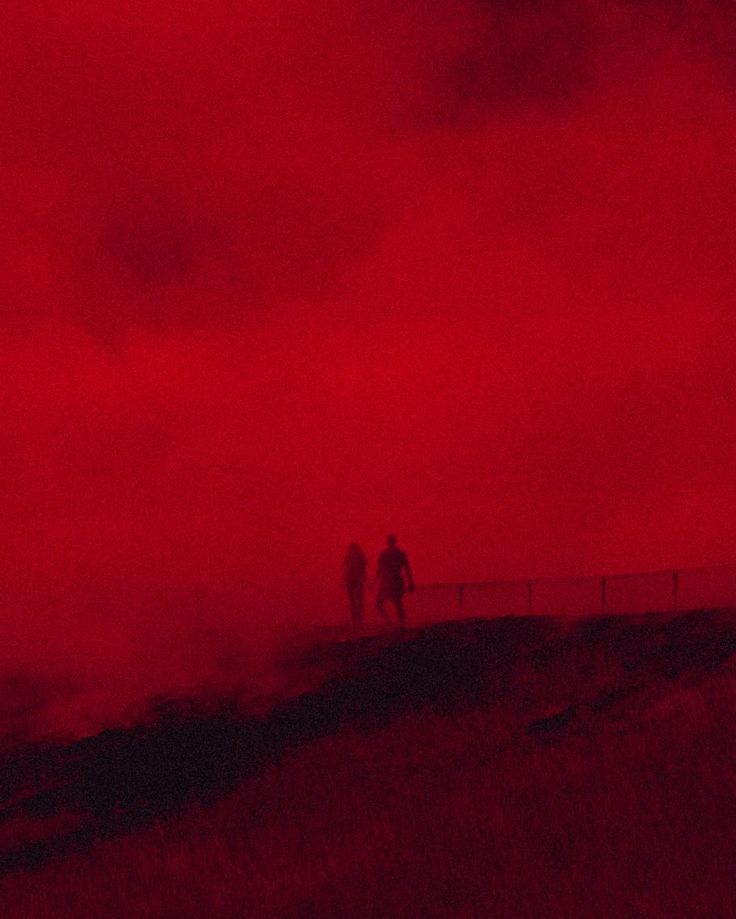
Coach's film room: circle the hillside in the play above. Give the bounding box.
[1,610,736,917]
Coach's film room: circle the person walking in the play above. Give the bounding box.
[375,534,415,629]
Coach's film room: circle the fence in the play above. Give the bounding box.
[413,564,736,621]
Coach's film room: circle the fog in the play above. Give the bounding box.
[2,0,736,734]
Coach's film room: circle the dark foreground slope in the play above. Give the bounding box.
[2,609,736,917]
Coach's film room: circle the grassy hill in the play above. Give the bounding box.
[1,610,736,917]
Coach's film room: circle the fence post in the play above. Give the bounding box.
[673,570,679,612]
[601,577,607,614]
[457,583,465,611]
[527,580,533,616]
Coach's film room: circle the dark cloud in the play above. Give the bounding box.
[456,2,596,108]
[79,176,384,338]
[412,0,598,127]
[618,1,736,60]
[99,186,220,290]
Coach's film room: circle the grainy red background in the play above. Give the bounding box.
[2,1,735,697]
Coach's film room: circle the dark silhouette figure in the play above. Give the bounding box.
[375,534,415,629]
[343,543,368,628]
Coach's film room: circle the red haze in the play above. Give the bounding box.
[2,1,736,721]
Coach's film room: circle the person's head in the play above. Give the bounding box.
[386,534,397,547]
[347,542,363,557]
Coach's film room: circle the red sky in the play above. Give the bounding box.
[3,0,736,678]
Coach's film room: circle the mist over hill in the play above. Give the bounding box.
[2,607,736,901]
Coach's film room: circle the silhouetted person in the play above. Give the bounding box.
[343,543,367,628]
[375,534,415,629]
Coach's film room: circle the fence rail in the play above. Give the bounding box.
[413,564,736,620]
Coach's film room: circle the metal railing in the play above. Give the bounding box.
[413,564,736,620]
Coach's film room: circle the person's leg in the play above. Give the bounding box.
[356,584,365,625]
[348,587,361,627]
[396,595,406,630]
[376,593,391,625]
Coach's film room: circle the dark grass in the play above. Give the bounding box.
[1,609,736,915]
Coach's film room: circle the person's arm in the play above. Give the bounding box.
[403,554,415,591]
